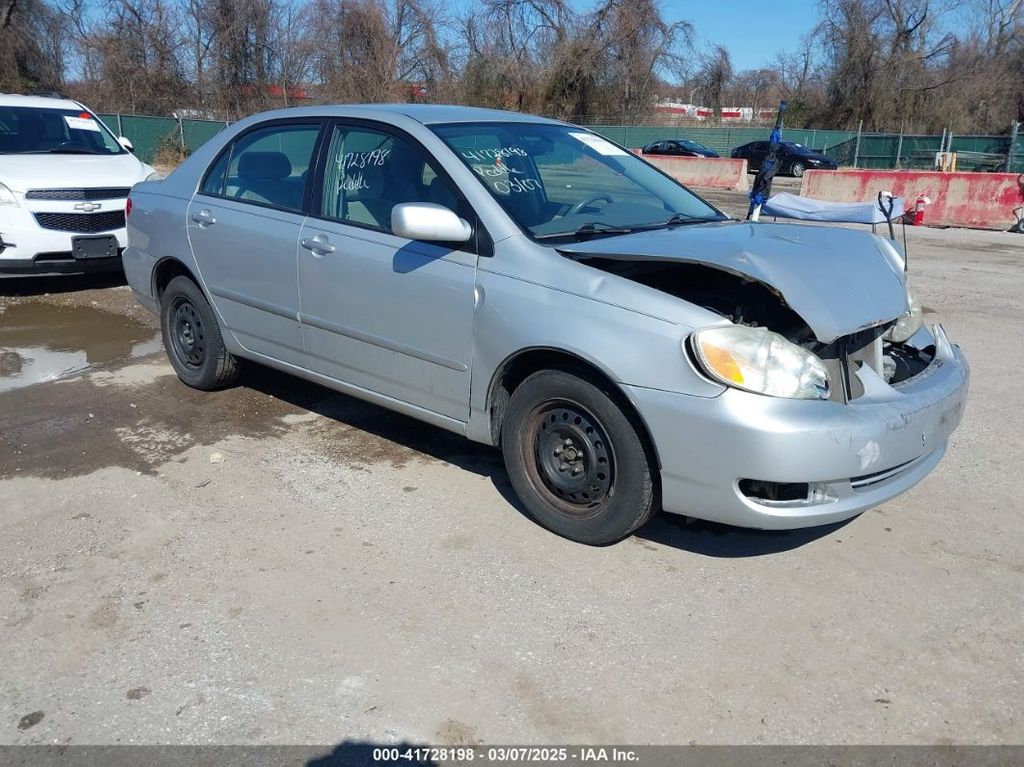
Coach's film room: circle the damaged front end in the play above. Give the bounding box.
[559,220,969,528]
[559,221,934,404]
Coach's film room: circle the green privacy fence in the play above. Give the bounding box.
[94,112,1024,173]
[584,124,1024,172]
[827,134,1016,171]
[584,125,856,155]
[97,113,228,164]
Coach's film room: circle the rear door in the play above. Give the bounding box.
[187,120,324,366]
[295,120,479,420]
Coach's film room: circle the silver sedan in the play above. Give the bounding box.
[123,105,968,545]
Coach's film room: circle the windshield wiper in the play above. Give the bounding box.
[15,148,105,155]
[534,222,635,241]
[534,213,722,241]
[635,212,719,230]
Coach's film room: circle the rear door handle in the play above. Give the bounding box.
[191,209,216,227]
[301,234,335,255]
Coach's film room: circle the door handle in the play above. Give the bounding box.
[191,209,216,227]
[301,234,335,255]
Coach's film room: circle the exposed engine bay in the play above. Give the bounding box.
[574,257,935,402]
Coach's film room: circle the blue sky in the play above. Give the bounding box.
[661,0,819,71]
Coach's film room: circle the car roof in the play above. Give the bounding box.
[237,103,568,126]
[0,93,84,111]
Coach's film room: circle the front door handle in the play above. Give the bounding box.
[191,209,216,227]
[301,234,335,255]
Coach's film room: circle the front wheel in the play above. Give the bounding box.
[501,369,658,545]
[160,275,239,390]
[790,161,806,177]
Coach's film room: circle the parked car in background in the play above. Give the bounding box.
[124,105,967,546]
[731,140,838,176]
[0,93,160,277]
[641,138,719,158]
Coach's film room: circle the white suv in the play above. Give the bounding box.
[0,94,160,276]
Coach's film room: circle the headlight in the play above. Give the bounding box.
[884,285,922,343]
[0,182,18,207]
[691,325,830,400]
[145,171,164,182]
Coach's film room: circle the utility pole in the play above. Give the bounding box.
[1006,121,1020,172]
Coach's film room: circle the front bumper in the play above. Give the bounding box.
[625,324,969,529]
[0,204,127,275]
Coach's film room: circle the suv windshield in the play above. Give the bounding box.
[0,105,124,155]
[431,122,725,241]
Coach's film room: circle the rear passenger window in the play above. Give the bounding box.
[216,123,320,212]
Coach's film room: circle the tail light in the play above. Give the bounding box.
[125,196,133,217]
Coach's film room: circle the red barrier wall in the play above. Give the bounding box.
[799,169,1024,230]
[633,151,750,191]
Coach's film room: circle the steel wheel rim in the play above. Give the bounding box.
[523,399,615,518]
[170,297,206,370]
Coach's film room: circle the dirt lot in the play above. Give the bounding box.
[1,189,1022,747]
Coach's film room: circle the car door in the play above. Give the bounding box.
[187,120,324,366]
[296,120,478,421]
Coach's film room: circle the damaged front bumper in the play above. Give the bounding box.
[624,324,969,529]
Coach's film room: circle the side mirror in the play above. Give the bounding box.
[391,202,472,243]
[118,136,134,152]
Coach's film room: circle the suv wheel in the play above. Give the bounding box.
[160,275,239,390]
[501,368,658,545]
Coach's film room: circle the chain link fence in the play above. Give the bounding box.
[95,112,1024,174]
[97,113,228,166]
[583,123,1023,173]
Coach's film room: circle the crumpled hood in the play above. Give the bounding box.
[560,221,909,342]
[0,153,151,192]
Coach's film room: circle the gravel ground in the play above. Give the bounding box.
[1,193,1022,748]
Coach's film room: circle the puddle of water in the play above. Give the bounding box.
[0,303,159,393]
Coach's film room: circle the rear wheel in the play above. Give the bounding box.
[501,368,658,545]
[160,275,239,390]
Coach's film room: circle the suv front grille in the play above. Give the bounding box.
[26,187,132,201]
[34,210,126,233]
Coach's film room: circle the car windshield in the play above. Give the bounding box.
[0,105,124,155]
[431,122,725,241]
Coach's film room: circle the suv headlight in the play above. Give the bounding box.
[884,285,922,343]
[691,325,831,400]
[0,182,18,207]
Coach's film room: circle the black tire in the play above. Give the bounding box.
[790,161,806,177]
[500,368,658,545]
[160,275,239,390]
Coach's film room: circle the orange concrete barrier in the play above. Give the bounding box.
[633,151,750,192]
[799,169,1024,230]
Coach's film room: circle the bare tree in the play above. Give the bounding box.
[3,0,1020,137]
[0,0,66,92]
[307,0,452,104]
[694,45,732,121]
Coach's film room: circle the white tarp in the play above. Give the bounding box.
[762,192,905,224]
